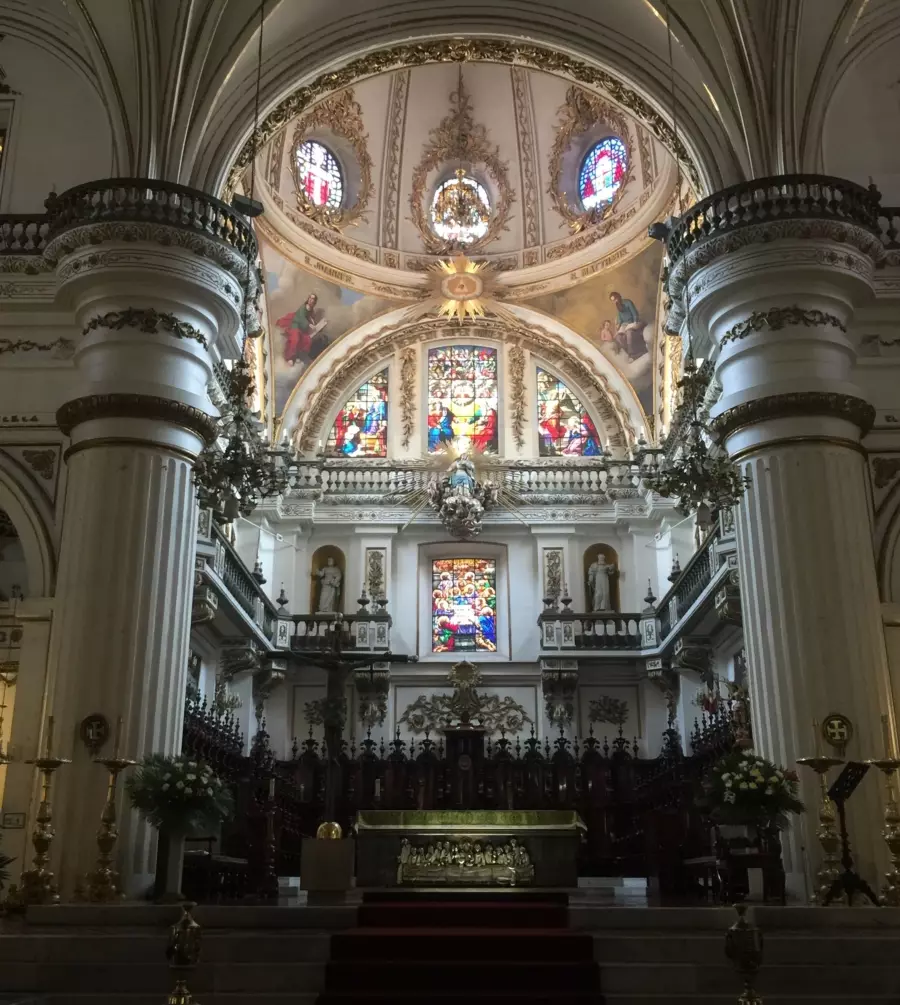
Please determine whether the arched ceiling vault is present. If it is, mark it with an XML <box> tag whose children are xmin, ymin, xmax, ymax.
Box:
<box><xmin>281</xmin><ymin>307</ymin><xmax>647</xmax><ymax>455</ymax></box>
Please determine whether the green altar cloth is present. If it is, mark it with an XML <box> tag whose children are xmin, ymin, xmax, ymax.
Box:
<box><xmin>354</xmin><ymin>810</ymin><xmax>585</xmax><ymax>888</ymax></box>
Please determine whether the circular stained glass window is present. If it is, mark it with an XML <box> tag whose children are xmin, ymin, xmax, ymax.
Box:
<box><xmin>295</xmin><ymin>140</ymin><xmax>343</xmax><ymax>211</ymax></box>
<box><xmin>430</xmin><ymin>171</ymin><xmax>491</xmax><ymax>246</ymax></box>
<box><xmin>579</xmin><ymin>137</ymin><xmax>627</xmax><ymax>211</ymax></box>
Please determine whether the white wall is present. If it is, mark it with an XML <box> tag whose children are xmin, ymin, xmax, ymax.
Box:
<box><xmin>0</xmin><ymin>38</ymin><xmax>113</xmax><ymax>212</ymax></box>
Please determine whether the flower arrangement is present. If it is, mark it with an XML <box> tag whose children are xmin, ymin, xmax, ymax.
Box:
<box><xmin>707</xmin><ymin>749</ymin><xmax>804</xmax><ymax>829</ymax></box>
<box><xmin>125</xmin><ymin>753</ymin><xmax>234</xmax><ymax>833</ymax></box>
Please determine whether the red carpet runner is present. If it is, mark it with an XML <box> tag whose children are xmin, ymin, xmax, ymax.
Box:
<box><xmin>316</xmin><ymin>892</ymin><xmax>602</xmax><ymax>1004</ymax></box>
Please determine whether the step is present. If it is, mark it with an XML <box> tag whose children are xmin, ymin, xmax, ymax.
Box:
<box><xmin>597</xmin><ymin>962</ymin><xmax>900</xmax><ymax>997</ymax></box>
<box><xmin>0</xmin><ymin>963</ymin><xmax>325</xmax><ymax>996</ymax></box>
<box><xmin>43</xmin><ymin>997</ymin><xmax>320</xmax><ymax>1005</ymax></box>
<box><xmin>361</xmin><ymin>890</ymin><xmax>570</xmax><ymax>905</ymax></box>
<box><xmin>322</xmin><ymin>960</ymin><xmax>599</xmax><ymax>994</ymax></box>
<box><xmin>24</xmin><ymin>904</ymin><xmax>357</xmax><ymax>930</ymax></box>
<box><xmin>356</xmin><ymin>901</ymin><xmax>568</xmax><ymax>928</ymax></box>
<box><xmin>316</xmin><ymin>995</ymin><xmax>603</xmax><ymax>1005</ymax></box>
<box><xmin>331</xmin><ymin>928</ymin><xmax>593</xmax><ymax>962</ymax></box>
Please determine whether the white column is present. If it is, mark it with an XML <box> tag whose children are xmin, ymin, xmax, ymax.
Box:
<box><xmin>42</xmin><ymin>210</ymin><xmax>247</xmax><ymax>895</ymax></box>
<box><xmin>681</xmin><ymin>205</ymin><xmax>892</xmax><ymax>895</ymax></box>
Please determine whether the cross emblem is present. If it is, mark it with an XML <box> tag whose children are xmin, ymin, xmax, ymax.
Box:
<box><xmin>822</xmin><ymin>713</ymin><xmax>853</xmax><ymax>751</ymax></box>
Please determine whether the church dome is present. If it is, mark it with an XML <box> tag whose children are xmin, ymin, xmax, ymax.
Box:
<box><xmin>256</xmin><ymin>60</ymin><xmax>677</xmax><ymax>289</ymax></box>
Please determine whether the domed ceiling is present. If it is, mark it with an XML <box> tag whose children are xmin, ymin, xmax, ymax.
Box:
<box><xmin>256</xmin><ymin>61</ymin><xmax>677</xmax><ymax>285</ymax></box>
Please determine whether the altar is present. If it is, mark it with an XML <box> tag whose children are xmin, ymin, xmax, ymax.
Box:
<box><xmin>354</xmin><ymin>810</ymin><xmax>585</xmax><ymax>888</ymax></box>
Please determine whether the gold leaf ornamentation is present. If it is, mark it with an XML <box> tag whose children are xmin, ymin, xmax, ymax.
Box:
<box><xmin>291</xmin><ymin>89</ymin><xmax>375</xmax><ymax>231</ymax></box>
<box><xmin>410</xmin><ymin>78</ymin><xmax>515</xmax><ymax>255</ymax></box>
<box><xmin>548</xmin><ymin>85</ymin><xmax>633</xmax><ymax>233</ymax></box>
<box><xmin>400</xmin><ymin>345</ymin><xmax>417</xmax><ymax>448</ymax></box>
<box><xmin>508</xmin><ymin>344</ymin><xmax>527</xmax><ymax>450</ymax></box>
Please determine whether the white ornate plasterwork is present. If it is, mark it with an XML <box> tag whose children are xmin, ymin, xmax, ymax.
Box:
<box><xmin>399</xmin><ymin>345</ymin><xmax>417</xmax><ymax>447</ymax></box>
<box><xmin>510</xmin><ymin>66</ymin><xmax>541</xmax><ymax>251</ymax></box>
<box><xmin>409</xmin><ymin>77</ymin><xmax>516</xmax><ymax>255</ymax></box>
<box><xmin>379</xmin><ymin>70</ymin><xmax>410</xmax><ymax>250</ymax></box>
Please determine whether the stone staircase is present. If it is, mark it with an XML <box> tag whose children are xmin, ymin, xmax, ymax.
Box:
<box><xmin>0</xmin><ymin>904</ymin><xmax>898</xmax><ymax>1004</ymax></box>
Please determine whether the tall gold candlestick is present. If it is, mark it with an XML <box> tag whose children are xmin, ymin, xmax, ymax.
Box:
<box><xmin>20</xmin><ymin>751</ymin><xmax>71</xmax><ymax>905</ymax></box>
<box><xmin>83</xmin><ymin>754</ymin><xmax>136</xmax><ymax>902</ymax></box>
<box><xmin>865</xmin><ymin>753</ymin><xmax>900</xmax><ymax>906</ymax></box>
<box><xmin>797</xmin><ymin>752</ymin><xmax>844</xmax><ymax>905</ymax></box>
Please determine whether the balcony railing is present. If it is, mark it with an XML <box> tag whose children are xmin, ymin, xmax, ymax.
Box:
<box><xmin>665</xmin><ymin>175</ymin><xmax>882</xmax><ymax>263</ymax></box>
<box><xmin>276</xmin><ymin>611</ymin><xmax>392</xmax><ymax>654</ymax></box>
<box><xmin>288</xmin><ymin>453</ymin><xmax>665</xmax><ymax>505</ymax></box>
<box><xmin>0</xmin><ymin>216</ymin><xmax>49</xmax><ymax>255</ymax></box>
<box><xmin>880</xmin><ymin>208</ymin><xmax>900</xmax><ymax>250</ymax></box>
<box><xmin>538</xmin><ymin>611</ymin><xmax>646</xmax><ymax>652</ymax></box>
<box><xmin>43</xmin><ymin>178</ymin><xmax>257</xmax><ymax>260</ymax></box>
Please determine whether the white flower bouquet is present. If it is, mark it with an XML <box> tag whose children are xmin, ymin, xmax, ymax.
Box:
<box><xmin>708</xmin><ymin>749</ymin><xmax>803</xmax><ymax>829</ymax></box>
<box><xmin>125</xmin><ymin>753</ymin><xmax>234</xmax><ymax>833</ymax></box>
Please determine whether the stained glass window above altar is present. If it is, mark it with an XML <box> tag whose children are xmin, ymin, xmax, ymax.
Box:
<box><xmin>326</xmin><ymin>370</ymin><xmax>388</xmax><ymax>457</ymax></box>
<box><xmin>579</xmin><ymin>137</ymin><xmax>627</xmax><ymax>210</ymax></box>
<box><xmin>295</xmin><ymin>139</ymin><xmax>343</xmax><ymax>210</ymax></box>
<box><xmin>427</xmin><ymin>346</ymin><xmax>498</xmax><ymax>455</ymax></box>
<box><xmin>430</xmin><ymin>170</ymin><xmax>491</xmax><ymax>245</ymax></box>
<box><xmin>537</xmin><ymin>368</ymin><xmax>601</xmax><ymax>457</ymax></box>
<box><xmin>432</xmin><ymin>558</ymin><xmax>497</xmax><ymax>653</ymax></box>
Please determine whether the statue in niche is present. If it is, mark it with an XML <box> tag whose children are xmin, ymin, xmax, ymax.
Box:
<box><xmin>587</xmin><ymin>554</ymin><xmax>617</xmax><ymax>612</ymax></box>
<box><xmin>315</xmin><ymin>557</ymin><xmax>342</xmax><ymax>613</ymax></box>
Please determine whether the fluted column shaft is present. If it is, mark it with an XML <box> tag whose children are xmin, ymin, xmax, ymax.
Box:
<box><xmin>677</xmin><ymin>191</ymin><xmax>892</xmax><ymax>894</ymax></box>
<box><xmin>41</xmin><ymin>183</ymin><xmax>250</xmax><ymax>895</ymax></box>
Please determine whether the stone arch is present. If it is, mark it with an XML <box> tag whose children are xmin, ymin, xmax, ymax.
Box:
<box><xmin>0</xmin><ymin>453</ymin><xmax>56</xmax><ymax>598</ymax></box>
<box><xmin>279</xmin><ymin>305</ymin><xmax>649</xmax><ymax>454</ymax></box>
<box><xmin>202</xmin><ymin>36</ymin><xmax>716</xmax><ymax>202</ymax></box>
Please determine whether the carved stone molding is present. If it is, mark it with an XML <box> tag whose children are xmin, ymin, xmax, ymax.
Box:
<box><xmin>191</xmin><ymin>585</ymin><xmax>218</xmax><ymax>625</ymax></box>
<box><xmin>410</xmin><ymin>77</ymin><xmax>515</xmax><ymax>255</ymax></box>
<box><xmin>293</xmin><ymin>316</ymin><xmax>638</xmax><ymax>452</ymax></box>
<box><xmin>225</xmin><ymin>39</ymin><xmax>701</xmax><ymax>199</ymax></box>
<box><xmin>364</xmin><ymin>547</ymin><xmax>387</xmax><ymax>599</ymax></box>
<box><xmin>873</xmin><ymin>456</ymin><xmax>900</xmax><ymax>490</ymax></box>
<box><xmin>291</xmin><ymin>88</ymin><xmax>374</xmax><ymax>231</ymax></box>
<box><xmin>547</xmin><ymin>85</ymin><xmax>632</xmax><ymax>232</ymax></box>
<box><xmin>542</xmin><ymin>548</ymin><xmax>564</xmax><ymax>602</ymax></box>
<box><xmin>508</xmin><ymin>344</ymin><xmax>527</xmax><ymax>450</ymax></box>
<box><xmin>721</xmin><ymin>307</ymin><xmax>846</xmax><ymax>348</ymax></box>
<box><xmin>0</xmin><ymin>337</ymin><xmax>74</xmax><ymax>357</ymax></box>
<box><xmin>715</xmin><ymin>569</ymin><xmax>742</xmax><ymax>627</ymax></box>
<box><xmin>45</xmin><ymin>222</ymin><xmax>256</xmax><ymax>296</ymax></box>
<box><xmin>399</xmin><ymin>345</ymin><xmax>417</xmax><ymax>448</ymax></box>
<box><xmin>711</xmin><ymin>391</ymin><xmax>875</xmax><ymax>441</ymax></box>
<box><xmin>220</xmin><ymin>638</ymin><xmax>263</xmax><ymax>679</ymax></box>
<box><xmin>21</xmin><ymin>448</ymin><xmax>56</xmax><ymax>481</ymax></box>
<box><xmin>82</xmin><ymin>308</ymin><xmax>208</xmax><ymax>347</ymax></box>
<box><xmin>57</xmin><ymin>394</ymin><xmax>218</xmax><ymax>444</ymax></box>
<box><xmin>262</xmin><ymin>192</ymin><xmax>375</xmax><ymax>262</ymax></box>
<box><xmin>672</xmin><ymin>636</ymin><xmax>712</xmax><ymax>685</ymax></box>
<box><xmin>510</xmin><ymin>66</ymin><xmax>541</xmax><ymax>250</ymax></box>
<box><xmin>379</xmin><ymin>70</ymin><xmax>411</xmax><ymax>250</ymax></box>
<box><xmin>253</xmin><ymin>661</ymin><xmax>287</xmax><ymax>723</ymax></box>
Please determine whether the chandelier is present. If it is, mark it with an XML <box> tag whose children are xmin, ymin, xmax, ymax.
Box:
<box><xmin>192</xmin><ymin>0</ymin><xmax>288</xmax><ymax>521</ymax></box>
<box><xmin>646</xmin><ymin>347</ymin><xmax>747</xmax><ymax>519</ymax></box>
<box><xmin>194</xmin><ymin>355</ymin><xmax>290</xmax><ymax>520</ymax></box>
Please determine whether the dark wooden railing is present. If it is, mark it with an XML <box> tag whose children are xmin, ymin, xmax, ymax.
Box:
<box><xmin>43</xmin><ymin>178</ymin><xmax>257</xmax><ymax>260</ymax></box>
<box><xmin>666</xmin><ymin>175</ymin><xmax>882</xmax><ymax>263</ymax></box>
<box><xmin>208</xmin><ymin>522</ymin><xmax>280</xmax><ymax>642</ymax></box>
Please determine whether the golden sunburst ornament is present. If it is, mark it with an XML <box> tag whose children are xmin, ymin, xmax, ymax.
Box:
<box><xmin>405</xmin><ymin>254</ymin><xmax>515</xmax><ymax>325</ymax></box>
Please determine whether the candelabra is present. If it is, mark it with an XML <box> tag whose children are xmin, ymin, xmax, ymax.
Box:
<box><xmin>84</xmin><ymin>752</ymin><xmax>136</xmax><ymax>901</ymax></box>
<box><xmin>865</xmin><ymin>753</ymin><xmax>900</xmax><ymax>906</ymax></box>
<box><xmin>166</xmin><ymin>902</ymin><xmax>202</xmax><ymax>1004</ymax></box>
<box><xmin>796</xmin><ymin>752</ymin><xmax>844</xmax><ymax>905</ymax></box>
<box><xmin>20</xmin><ymin>718</ymin><xmax>70</xmax><ymax>905</ymax></box>
<box><xmin>724</xmin><ymin>904</ymin><xmax>763</xmax><ymax>1005</ymax></box>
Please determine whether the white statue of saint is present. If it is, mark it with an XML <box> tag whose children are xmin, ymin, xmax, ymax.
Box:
<box><xmin>315</xmin><ymin>557</ymin><xmax>342</xmax><ymax>613</ymax></box>
<box><xmin>587</xmin><ymin>554</ymin><xmax>616</xmax><ymax>612</ymax></box>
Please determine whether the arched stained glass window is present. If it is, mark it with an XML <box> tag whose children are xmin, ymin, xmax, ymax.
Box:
<box><xmin>427</xmin><ymin>346</ymin><xmax>498</xmax><ymax>455</ymax></box>
<box><xmin>432</xmin><ymin>558</ymin><xmax>497</xmax><ymax>653</ymax></box>
<box><xmin>536</xmin><ymin>368</ymin><xmax>602</xmax><ymax>457</ymax></box>
<box><xmin>579</xmin><ymin>137</ymin><xmax>627</xmax><ymax>211</ymax></box>
<box><xmin>295</xmin><ymin>140</ymin><xmax>344</xmax><ymax>210</ymax></box>
<box><xmin>326</xmin><ymin>370</ymin><xmax>388</xmax><ymax>457</ymax></box>
<box><xmin>430</xmin><ymin>171</ymin><xmax>491</xmax><ymax>246</ymax></box>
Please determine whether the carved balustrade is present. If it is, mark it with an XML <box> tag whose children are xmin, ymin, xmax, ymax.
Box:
<box><xmin>878</xmin><ymin>207</ymin><xmax>900</xmax><ymax>250</ymax></box>
<box><xmin>280</xmin><ymin>612</ymin><xmax>391</xmax><ymax>653</ymax></box>
<box><xmin>0</xmin><ymin>215</ymin><xmax>49</xmax><ymax>255</ymax></box>
<box><xmin>539</xmin><ymin>612</ymin><xmax>647</xmax><ymax>652</ymax></box>
<box><xmin>286</xmin><ymin>454</ymin><xmax>665</xmax><ymax>505</ymax></box>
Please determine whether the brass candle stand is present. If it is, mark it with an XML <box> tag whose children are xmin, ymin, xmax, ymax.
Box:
<box><xmin>84</xmin><ymin>755</ymin><xmax>137</xmax><ymax>902</ymax></box>
<box><xmin>20</xmin><ymin>753</ymin><xmax>70</xmax><ymax>905</ymax></box>
<box><xmin>864</xmin><ymin>756</ymin><xmax>900</xmax><ymax>906</ymax></box>
<box><xmin>166</xmin><ymin>902</ymin><xmax>202</xmax><ymax>1004</ymax></box>
<box><xmin>796</xmin><ymin>754</ymin><xmax>844</xmax><ymax>905</ymax></box>
<box><xmin>724</xmin><ymin>903</ymin><xmax>763</xmax><ymax>1005</ymax></box>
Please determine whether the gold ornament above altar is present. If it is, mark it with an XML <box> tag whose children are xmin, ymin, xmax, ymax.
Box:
<box><xmin>405</xmin><ymin>254</ymin><xmax>516</xmax><ymax>325</ymax></box>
